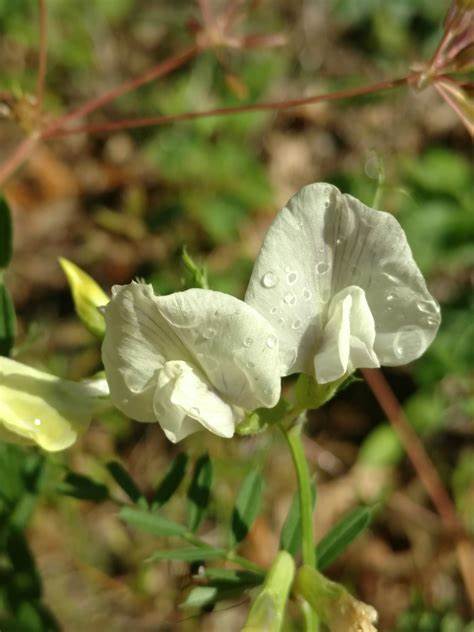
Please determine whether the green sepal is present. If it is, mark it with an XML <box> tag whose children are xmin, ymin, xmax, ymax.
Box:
<box><xmin>236</xmin><ymin>398</ymin><xmax>291</xmax><ymax>436</ymax></box>
<box><xmin>294</xmin><ymin>373</ymin><xmax>359</xmax><ymax>410</ymax></box>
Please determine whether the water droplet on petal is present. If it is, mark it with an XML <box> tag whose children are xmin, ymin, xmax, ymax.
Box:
<box><xmin>292</xmin><ymin>319</ymin><xmax>302</xmax><ymax>330</ymax></box>
<box><xmin>265</xmin><ymin>335</ymin><xmax>277</xmax><ymax>349</ymax></box>
<box><xmin>34</xmin><ymin>418</ymin><xmax>42</xmax><ymax>427</ymax></box>
<box><xmin>336</xmin><ymin>238</ymin><xmax>342</xmax><ymax>245</ymax></box>
<box><xmin>416</xmin><ymin>300</ymin><xmax>439</xmax><ymax>315</ymax></box>
<box><xmin>386</xmin><ymin>293</ymin><xmax>395</xmax><ymax>302</ymax></box>
<box><xmin>393</xmin><ymin>326</ymin><xmax>424</xmax><ymax>359</ymax></box>
<box><xmin>426</xmin><ymin>316</ymin><xmax>438</xmax><ymax>327</ymax></box>
<box><xmin>284</xmin><ymin>293</ymin><xmax>296</xmax><ymax>305</ymax></box>
<box><xmin>203</xmin><ymin>327</ymin><xmax>216</xmax><ymax>340</ymax></box>
<box><xmin>270</xmin><ymin>307</ymin><xmax>278</xmax><ymax>315</ymax></box>
<box><xmin>190</xmin><ymin>406</ymin><xmax>201</xmax><ymax>416</ymax></box>
<box><xmin>261</xmin><ymin>271</ymin><xmax>277</xmax><ymax>288</ymax></box>
<box><xmin>315</xmin><ymin>262</ymin><xmax>329</xmax><ymax>275</ymax></box>
<box><xmin>246</xmin><ymin>361</ymin><xmax>255</xmax><ymax>368</ymax></box>
<box><xmin>287</xmin><ymin>271</ymin><xmax>298</xmax><ymax>285</ymax></box>
<box><xmin>243</xmin><ymin>336</ymin><xmax>253</xmax><ymax>347</ymax></box>
<box><xmin>303</xmin><ymin>288</ymin><xmax>312</xmax><ymax>301</ymax></box>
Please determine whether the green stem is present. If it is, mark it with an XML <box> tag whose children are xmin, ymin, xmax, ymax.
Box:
<box><xmin>281</xmin><ymin>418</ymin><xmax>319</xmax><ymax>631</ymax></box>
<box><xmin>282</xmin><ymin>421</ymin><xmax>315</xmax><ymax>568</ymax></box>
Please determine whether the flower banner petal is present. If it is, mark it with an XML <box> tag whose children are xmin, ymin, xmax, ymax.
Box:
<box><xmin>245</xmin><ymin>183</ymin><xmax>440</xmax><ymax>377</ymax></box>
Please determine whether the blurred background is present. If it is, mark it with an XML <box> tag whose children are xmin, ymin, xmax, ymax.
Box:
<box><xmin>0</xmin><ymin>0</ymin><xmax>473</xmax><ymax>630</ymax></box>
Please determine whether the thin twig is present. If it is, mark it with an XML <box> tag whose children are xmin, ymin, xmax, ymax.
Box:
<box><xmin>44</xmin><ymin>75</ymin><xmax>410</xmax><ymax>138</ymax></box>
<box><xmin>42</xmin><ymin>44</ymin><xmax>199</xmax><ymax>137</ymax></box>
<box><xmin>0</xmin><ymin>134</ymin><xmax>40</xmax><ymax>187</ymax></box>
<box><xmin>36</xmin><ymin>0</ymin><xmax>48</xmax><ymax>115</ymax></box>
<box><xmin>362</xmin><ymin>368</ymin><xmax>474</xmax><ymax>608</ymax></box>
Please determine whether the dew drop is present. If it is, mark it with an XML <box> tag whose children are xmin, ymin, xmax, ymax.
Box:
<box><xmin>426</xmin><ymin>316</ymin><xmax>438</xmax><ymax>327</ymax></box>
<box><xmin>34</xmin><ymin>418</ymin><xmax>42</xmax><ymax>427</ymax></box>
<box><xmin>336</xmin><ymin>238</ymin><xmax>342</xmax><ymax>245</ymax></box>
<box><xmin>315</xmin><ymin>262</ymin><xmax>329</xmax><ymax>275</ymax></box>
<box><xmin>261</xmin><ymin>271</ymin><xmax>277</xmax><ymax>288</ymax></box>
<box><xmin>287</xmin><ymin>271</ymin><xmax>298</xmax><ymax>285</ymax></box>
<box><xmin>416</xmin><ymin>300</ymin><xmax>439</xmax><ymax>315</ymax></box>
<box><xmin>386</xmin><ymin>292</ymin><xmax>395</xmax><ymax>302</ymax></box>
<box><xmin>393</xmin><ymin>326</ymin><xmax>424</xmax><ymax>359</ymax></box>
<box><xmin>190</xmin><ymin>406</ymin><xmax>201</xmax><ymax>416</ymax></box>
<box><xmin>243</xmin><ymin>336</ymin><xmax>253</xmax><ymax>347</ymax></box>
<box><xmin>284</xmin><ymin>293</ymin><xmax>296</xmax><ymax>305</ymax></box>
<box><xmin>270</xmin><ymin>307</ymin><xmax>278</xmax><ymax>315</ymax></box>
<box><xmin>203</xmin><ymin>327</ymin><xmax>216</xmax><ymax>340</ymax></box>
<box><xmin>292</xmin><ymin>319</ymin><xmax>302</xmax><ymax>330</ymax></box>
<box><xmin>265</xmin><ymin>335</ymin><xmax>277</xmax><ymax>349</ymax></box>
<box><xmin>303</xmin><ymin>288</ymin><xmax>312</xmax><ymax>301</ymax></box>
<box><xmin>278</xmin><ymin>317</ymin><xmax>285</xmax><ymax>324</ymax></box>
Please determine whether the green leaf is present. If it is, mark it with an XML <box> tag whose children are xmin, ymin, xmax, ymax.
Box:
<box><xmin>0</xmin><ymin>195</ymin><xmax>13</xmax><ymax>269</ymax></box>
<box><xmin>182</xmin><ymin>245</ymin><xmax>209</xmax><ymax>289</ymax></box>
<box><xmin>147</xmin><ymin>547</ymin><xmax>226</xmax><ymax>563</ymax></box>
<box><xmin>316</xmin><ymin>506</ymin><xmax>375</xmax><ymax>570</ymax></box>
<box><xmin>120</xmin><ymin>506</ymin><xmax>187</xmax><ymax>537</ymax></box>
<box><xmin>57</xmin><ymin>472</ymin><xmax>109</xmax><ymax>502</ymax></box>
<box><xmin>280</xmin><ymin>483</ymin><xmax>317</xmax><ymax>556</ymax></box>
<box><xmin>201</xmin><ymin>567</ymin><xmax>263</xmax><ymax>586</ymax></box>
<box><xmin>0</xmin><ymin>283</ymin><xmax>16</xmax><ymax>357</ymax></box>
<box><xmin>152</xmin><ymin>452</ymin><xmax>188</xmax><ymax>508</ymax></box>
<box><xmin>230</xmin><ymin>468</ymin><xmax>264</xmax><ymax>546</ymax></box>
<box><xmin>59</xmin><ymin>257</ymin><xmax>108</xmax><ymax>338</ymax></box>
<box><xmin>6</xmin><ymin>530</ymin><xmax>42</xmax><ymax>600</ymax></box>
<box><xmin>106</xmin><ymin>461</ymin><xmax>145</xmax><ymax>506</ymax></box>
<box><xmin>187</xmin><ymin>454</ymin><xmax>213</xmax><ymax>533</ymax></box>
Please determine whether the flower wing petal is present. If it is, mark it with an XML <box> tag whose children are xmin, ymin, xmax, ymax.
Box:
<box><xmin>154</xmin><ymin>363</ymin><xmax>202</xmax><ymax>443</ymax></box>
<box><xmin>155</xmin><ymin>289</ymin><xmax>281</xmax><ymax>409</ymax></box>
<box><xmin>314</xmin><ymin>292</ymin><xmax>351</xmax><ymax>383</ymax></box>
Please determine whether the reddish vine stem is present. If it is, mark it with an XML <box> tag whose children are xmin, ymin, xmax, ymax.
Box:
<box><xmin>0</xmin><ymin>135</ymin><xmax>40</xmax><ymax>188</ymax></box>
<box><xmin>44</xmin><ymin>75</ymin><xmax>410</xmax><ymax>138</ymax></box>
<box><xmin>36</xmin><ymin>0</ymin><xmax>47</xmax><ymax>115</ymax></box>
<box><xmin>362</xmin><ymin>368</ymin><xmax>474</xmax><ymax>608</ymax></box>
<box><xmin>41</xmin><ymin>44</ymin><xmax>199</xmax><ymax>137</ymax></box>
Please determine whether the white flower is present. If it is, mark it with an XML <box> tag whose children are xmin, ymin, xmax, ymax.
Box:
<box><xmin>245</xmin><ymin>183</ymin><xmax>441</xmax><ymax>384</ymax></box>
<box><xmin>0</xmin><ymin>357</ymin><xmax>108</xmax><ymax>451</ymax></box>
<box><xmin>101</xmin><ymin>282</ymin><xmax>281</xmax><ymax>443</ymax></box>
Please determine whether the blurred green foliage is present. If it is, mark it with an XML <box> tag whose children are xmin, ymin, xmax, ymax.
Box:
<box><xmin>0</xmin><ymin>0</ymin><xmax>472</xmax><ymax>628</ymax></box>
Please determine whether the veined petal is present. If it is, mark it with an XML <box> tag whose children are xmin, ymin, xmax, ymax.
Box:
<box><xmin>0</xmin><ymin>357</ymin><xmax>103</xmax><ymax>451</ymax></box>
<box><xmin>245</xmin><ymin>183</ymin><xmax>440</xmax><ymax>376</ymax></box>
<box><xmin>155</xmin><ymin>289</ymin><xmax>281</xmax><ymax>409</ymax></box>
